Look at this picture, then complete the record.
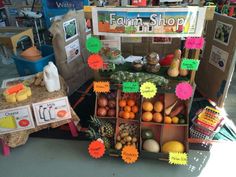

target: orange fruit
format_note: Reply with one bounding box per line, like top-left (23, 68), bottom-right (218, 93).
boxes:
top-left (142, 101), bottom-right (153, 112)
top-left (164, 116), bottom-right (172, 124)
top-left (124, 106), bottom-right (131, 112)
top-left (154, 101), bottom-right (164, 113)
top-left (123, 111), bottom-right (130, 119)
top-left (129, 112), bottom-right (135, 119)
top-left (153, 113), bottom-right (163, 123)
top-left (131, 106), bottom-right (138, 113)
top-left (127, 99), bottom-right (135, 107)
top-left (119, 100), bottom-right (126, 108)
top-left (172, 117), bottom-right (179, 124)
top-left (119, 111), bottom-right (124, 118)
top-left (142, 112), bottom-right (153, 122)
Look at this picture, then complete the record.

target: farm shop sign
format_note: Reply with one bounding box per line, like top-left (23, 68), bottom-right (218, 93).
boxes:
top-left (92, 7), bottom-right (207, 37)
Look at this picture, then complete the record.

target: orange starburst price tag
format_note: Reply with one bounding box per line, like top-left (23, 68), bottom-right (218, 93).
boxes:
top-left (88, 140), bottom-right (105, 159)
top-left (121, 145), bottom-right (139, 164)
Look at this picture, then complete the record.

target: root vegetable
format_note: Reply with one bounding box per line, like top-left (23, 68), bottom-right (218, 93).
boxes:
top-left (97, 107), bottom-right (107, 116)
top-left (115, 142), bottom-right (122, 150)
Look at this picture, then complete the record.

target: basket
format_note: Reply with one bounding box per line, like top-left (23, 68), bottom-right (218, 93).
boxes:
top-left (12, 45), bottom-right (55, 76)
top-left (190, 107), bottom-right (224, 140)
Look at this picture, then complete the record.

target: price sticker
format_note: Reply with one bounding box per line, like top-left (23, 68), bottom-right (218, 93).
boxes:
top-left (88, 140), bottom-right (105, 159)
top-left (122, 82), bottom-right (139, 93)
top-left (169, 152), bottom-right (188, 165)
top-left (93, 81), bottom-right (110, 93)
top-left (181, 58), bottom-right (200, 70)
top-left (86, 37), bottom-right (102, 53)
top-left (185, 37), bottom-right (204, 49)
top-left (140, 82), bottom-right (157, 99)
top-left (121, 145), bottom-right (139, 164)
top-left (175, 82), bottom-right (193, 100)
top-left (88, 54), bottom-right (104, 70)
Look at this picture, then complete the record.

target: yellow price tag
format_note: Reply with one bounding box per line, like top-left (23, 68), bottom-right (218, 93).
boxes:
top-left (140, 82), bottom-right (157, 99)
top-left (169, 152), bottom-right (188, 165)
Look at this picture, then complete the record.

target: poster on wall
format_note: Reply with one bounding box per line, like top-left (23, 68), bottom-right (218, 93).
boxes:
top-left (209, 45), bottom-right (229, 72)
top-left (152, 37), bottom-right (172, 44)
top-left (63, 18), bottom-right (78, 42)
top-left (0, 105), bottom-right (35, 135)
top-left (213, 21), bottom-right (233, 46)
top-left (92, 7), bottom-right (206, 37)
top-left (32, 97), bottom-right (71, 126)
top-left (65, 39), bottom-right (80, 63)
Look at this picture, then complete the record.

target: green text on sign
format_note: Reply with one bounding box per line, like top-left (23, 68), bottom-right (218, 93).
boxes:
top-left (180, 58), bottom-right (200, 71)
top-left (122, 82), bottom-right (139, 93)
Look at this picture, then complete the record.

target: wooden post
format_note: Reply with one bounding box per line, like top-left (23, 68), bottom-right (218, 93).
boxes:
top-left (190, 49), bottom-right (201, 84)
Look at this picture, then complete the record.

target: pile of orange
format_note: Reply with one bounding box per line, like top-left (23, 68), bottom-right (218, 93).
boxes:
top-left (164, 116), bottom-right (179, 124)
top-left (142, 101), bottom-right (164, 123)
top-left (119, 99), bottom-right (138, 119)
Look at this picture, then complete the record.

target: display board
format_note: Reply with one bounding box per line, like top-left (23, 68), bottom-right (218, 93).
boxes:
top-left (92, 7), bottom-right (207, 37)
top-left (196, 13), bottom-right (236, 107)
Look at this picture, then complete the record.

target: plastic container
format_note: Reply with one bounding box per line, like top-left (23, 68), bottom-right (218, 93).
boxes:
top-left (43, 62), bottom-right (60, 92)
top-left (12, 45), bottom-right (55, 76)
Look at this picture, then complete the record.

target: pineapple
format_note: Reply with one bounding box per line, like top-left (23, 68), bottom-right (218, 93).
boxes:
top-left (89, 116), bottom-right (114, 138)
top-left (102, 137), bottom-right (111, 150)
top-left (85, 126), bottom-right (112, 150)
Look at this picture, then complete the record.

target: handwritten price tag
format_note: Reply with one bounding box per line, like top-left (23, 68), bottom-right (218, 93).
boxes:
top-left (88, 140), bottom-right (105, 159)
top-left (181, 58), bottom-right (200, 70)
top-left (93, 81), bottom-right (110, 93)
top-left (121, 145), bottom-right (139, 164)
top-left (140, 82), bottom-right (157, 99)
top-left (175, 82), bottom-right (193, 100)
top-left (86, 37), bottom-right (102, 53)
top-left (88, 54), bottom-right (104, 70)
top-left (185, 37), bottom-right (204, 49)
top-left (169, 152), bottom-right (188, 165)
top-left (122, 82), bottom-right (139, 93)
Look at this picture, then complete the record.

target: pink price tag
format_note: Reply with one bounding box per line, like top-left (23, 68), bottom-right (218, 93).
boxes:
top-left (175, 82), bottom-right (193, 100)
top-left (185, 37), bottom-right (205, 49)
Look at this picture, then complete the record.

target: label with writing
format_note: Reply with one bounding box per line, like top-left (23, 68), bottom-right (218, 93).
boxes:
top-left (0, 105), bottom-right (35, 135)
top-left (86, 37), bottom-right (102, 53)
top-left (88, 54), bottom-right (104, 70)
top-left (175, 82), bottom-right (193, 100)
top-left (169, 152), bottom-right (188, 165)
top-left (93, 81), bottom-right (110, 93)
top-left (185, 37), bottom-right (205, 49)
top-left (88, 140), bottom-right (105, 159)
top-left (140, 82), bottom-right (157, 99)
top-left (121, 145), bottom-right (139, 164)
top-left (122, 82), bottom-right (139, 93)
top-left (181, 58), bottom-right (200, 70)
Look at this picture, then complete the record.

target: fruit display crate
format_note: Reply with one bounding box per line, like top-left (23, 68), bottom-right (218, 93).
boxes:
top-left (90, 88), bottom-right (189, 160)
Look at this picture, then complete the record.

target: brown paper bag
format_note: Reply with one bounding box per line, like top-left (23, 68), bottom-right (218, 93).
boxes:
top-left (49, 10), bottom-right (93, 95)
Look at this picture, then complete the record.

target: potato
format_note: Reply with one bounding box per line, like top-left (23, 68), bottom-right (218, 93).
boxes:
top-left (115, 142), bottom-right (122, 150)
top-left (116, 136), bottom-right (121, 141)
top-left (132, 137), bottom-right (137, 143)
top-left (121, 132), bottom-right (129, 138)
top-left (125, 136), bottom-right (132, 142)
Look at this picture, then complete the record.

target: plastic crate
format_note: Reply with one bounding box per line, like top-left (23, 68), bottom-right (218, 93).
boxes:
top-left (13, 45), bottom-right (55, 76)
top-left (190, 107), bottom-right (224, 140)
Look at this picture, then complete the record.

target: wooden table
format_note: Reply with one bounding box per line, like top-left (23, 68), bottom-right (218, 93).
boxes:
top-left (0, 77), bottom-right (79, 156)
